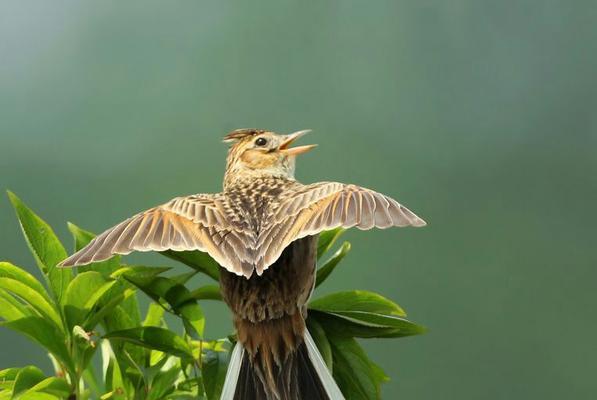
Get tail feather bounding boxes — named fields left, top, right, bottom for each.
left=221, top=342, right=245, bottom=400
left=304, top=330, right=344, bottom=400
left=221, top=330, right=344, bottom=400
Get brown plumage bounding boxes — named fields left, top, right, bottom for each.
left=59, top=128, right=426, bottom=399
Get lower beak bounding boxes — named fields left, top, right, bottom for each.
left=279, top=129, right=317, bottom=156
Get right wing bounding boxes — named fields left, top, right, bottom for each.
left=58, top=194, right=255, bottom=275
left=252, top=182, right=426, bottom=275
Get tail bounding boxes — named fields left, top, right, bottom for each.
left=221, top=330, right=344, bottom=400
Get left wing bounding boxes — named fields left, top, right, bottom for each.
left=252, top=182, right=426, bottom=275
left=59, top=194, right=258, bottom=277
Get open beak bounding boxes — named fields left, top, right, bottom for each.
left=278, top=129, right=317, bottom=156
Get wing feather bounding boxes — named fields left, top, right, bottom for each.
left=253, top=182, right=426, bottom=275
left=58, top=194, right=251, bottom=276
left=59, top=183, right=425, bottom=279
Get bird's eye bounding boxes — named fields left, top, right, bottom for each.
left=255, top=137, right=268, bottom=147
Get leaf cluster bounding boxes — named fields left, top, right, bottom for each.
left=0, top=193, right=424, bottom=399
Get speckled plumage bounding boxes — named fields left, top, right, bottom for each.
left=59, top=129, right=426, bottom=399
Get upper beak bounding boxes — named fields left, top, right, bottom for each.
left=279, top=129, right=317, bottom=156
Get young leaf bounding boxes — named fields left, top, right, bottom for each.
left=317, top=228, right=345, bottom=259
left=104, top=327, right=194, bottom=360
left=72, top=325, right=100, bottom=372
left=315, top=242, right=351, bottom=288
left=161, top=250, right=220, bottom=282
left=7, top=192, right=72, bottom=302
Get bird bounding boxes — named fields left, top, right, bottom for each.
left=59, top=128, right=426, bottom=400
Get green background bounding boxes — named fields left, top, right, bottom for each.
left=1, top=1, right=595, bottom=398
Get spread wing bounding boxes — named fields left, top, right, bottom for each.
left=58, top=194, right=253, bottom=274
left=59, top=184, right=426, bottom=279
left=252, top=182, right=426, bottom=275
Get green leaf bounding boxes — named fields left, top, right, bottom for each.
left=111, top=265, right=171, bottom=280
left=161, top=250, right=220, bottom=281
left=310, top=310, right=425, bottom=338
left=104, top=327, right=193, bottom=359
left=0, top=368, right=19, bottom=391
left=326, top=310, right=418, bottom=329
left=72, top=325, right=100, bottom=371
left=163, top=390, right=201, bottom=400
left=315, top=242, right=351, bottom=288
left=67, top=222, right=96, bottom=251
left=189, top=285, right=222, bottom=301
left=317, top=228, right=345, bottom=259
left=147, top=363, right=181, bottom=400
left=0, top=289, right=31, bottom=321
left=7, top=191, right=71, bottom=303
left=310, top=290, right=406, bottom=318
left=0, top=367, right=20, bottom=381
left=123, top=274, right=204, bottom=338
left=17, top=393, right=62, bottom=400
left=307, top=318, right=333, bottom=371
left=170, top=271, right=197, bottom=285
left=69, top=224, right=143, bottom=326
left=0, top=262, right=51, bottom=301
left=101, top=341, right=128, bottom=400
left=310, top=291, right=425, bottom=338
left=102, top=305, right=146, bottom=368
left=143, top=303, right=165, bottom=327
left=21, top=377, right=71, bottom=398
left=83, top=288, right=136, bottom=330
left=329, top=336, right=388, bottom=400
left=62, top=271, right=115, bottom=329
left=202, top=340, right=232, bottom=400
left=0, top=317, right=74, bottom=375
left=0, top=278, right=63, bottom=329
left=82, top=364, right=103, bottom=399
left=11, top=365, right=46, bottom=398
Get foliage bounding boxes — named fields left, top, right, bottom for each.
left=0, top=192, right=425, bottom=399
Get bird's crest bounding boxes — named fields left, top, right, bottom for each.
left=223, top=128, right=265, bottom=143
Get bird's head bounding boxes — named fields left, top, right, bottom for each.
left=223, top=129, right=316, bottom=188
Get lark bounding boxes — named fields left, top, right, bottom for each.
left=60, top=129, right=426, bottom=400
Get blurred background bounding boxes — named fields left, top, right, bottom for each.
left=1, top=1, right=596, bottom=398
